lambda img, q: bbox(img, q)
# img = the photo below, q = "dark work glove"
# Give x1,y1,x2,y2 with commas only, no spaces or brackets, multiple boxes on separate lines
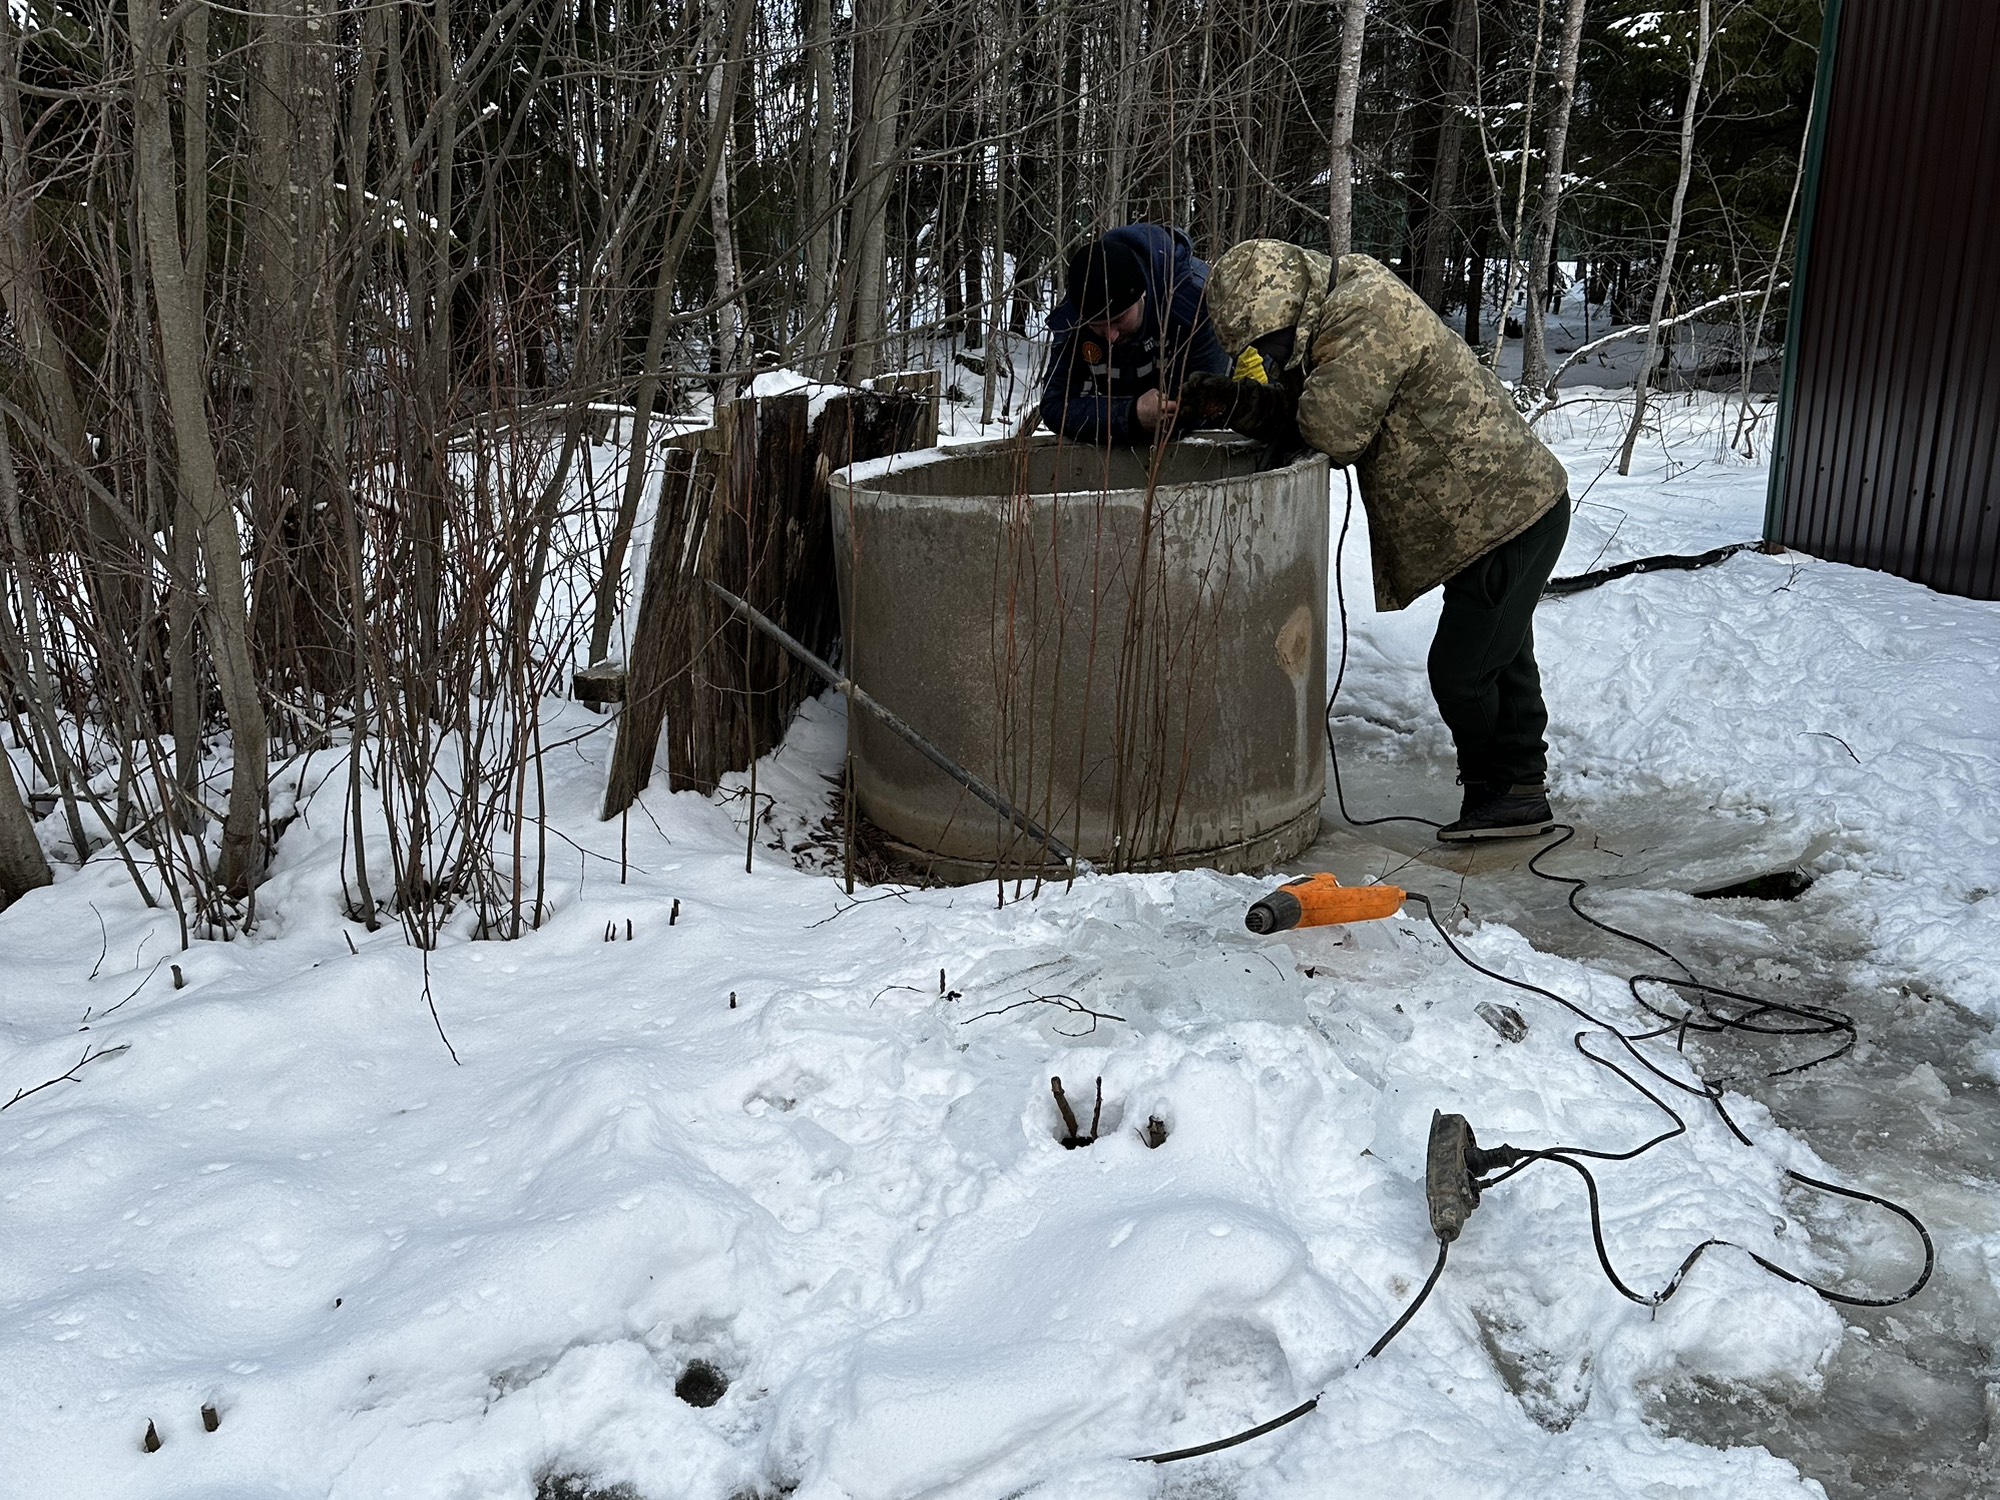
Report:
1179,371,1301,448
1179,370,1238,428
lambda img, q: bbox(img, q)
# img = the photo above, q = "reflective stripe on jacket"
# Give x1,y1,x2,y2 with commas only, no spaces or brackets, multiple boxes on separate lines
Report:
1040,225,1228,444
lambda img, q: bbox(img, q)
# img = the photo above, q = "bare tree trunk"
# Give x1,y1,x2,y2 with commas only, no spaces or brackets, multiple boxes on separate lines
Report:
130,0,268,895
843,0,916,383
1619,0,1714,475
1734,87,1813,454
182,3,209,297
1486,0,1548,374
1326,0,1368,259
1414,0,1477,312
0,744,47,902
980,1,1016,425
415,0,456,679
1103,2,1141,226
167,2,210,826
799,0,839,365
168,464,202,823
1520,0,1588,393
587,0,750,668
1466,224,1491,343
0,414,51,902
0,12,86,469
0,4,137,640
705,0,746,401
0,10,87,470
248,0,317,687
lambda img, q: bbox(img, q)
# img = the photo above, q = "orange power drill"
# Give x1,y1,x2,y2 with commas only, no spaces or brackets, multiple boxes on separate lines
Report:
1244,872,1406,933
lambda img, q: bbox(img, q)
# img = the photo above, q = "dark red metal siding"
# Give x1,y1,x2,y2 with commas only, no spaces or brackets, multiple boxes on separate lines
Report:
1776,0,2000,599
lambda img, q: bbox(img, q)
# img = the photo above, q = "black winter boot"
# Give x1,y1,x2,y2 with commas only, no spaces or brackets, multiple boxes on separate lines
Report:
1438,782,1555,842
1452,775,1488,822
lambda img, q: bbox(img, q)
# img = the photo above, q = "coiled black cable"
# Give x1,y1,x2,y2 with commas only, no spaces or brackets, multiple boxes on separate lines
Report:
1326,465,1932,1302
1135,473,1934,1467
1407,889,1934,1311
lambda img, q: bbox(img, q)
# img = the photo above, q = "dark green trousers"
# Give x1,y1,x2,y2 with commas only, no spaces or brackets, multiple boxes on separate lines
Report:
1426,497,1570,792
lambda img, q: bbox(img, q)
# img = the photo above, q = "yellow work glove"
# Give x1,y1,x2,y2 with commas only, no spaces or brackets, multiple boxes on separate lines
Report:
1232,345,1272,385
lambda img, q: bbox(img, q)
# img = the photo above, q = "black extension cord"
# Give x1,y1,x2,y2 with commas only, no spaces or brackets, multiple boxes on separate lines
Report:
1132,474,1933,1467
1130,1240,1451,1464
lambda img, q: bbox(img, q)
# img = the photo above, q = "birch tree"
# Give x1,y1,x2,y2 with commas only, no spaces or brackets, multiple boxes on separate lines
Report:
1326,0,1368,260
1519,0,1589,394
705,0,748,400
1619,0,1716,475
1734,86,1813,454
1485,0,1549,374
979,0,1019,425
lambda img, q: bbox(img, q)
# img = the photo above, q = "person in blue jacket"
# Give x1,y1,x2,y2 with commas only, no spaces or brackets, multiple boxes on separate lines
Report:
1039,225,1228,444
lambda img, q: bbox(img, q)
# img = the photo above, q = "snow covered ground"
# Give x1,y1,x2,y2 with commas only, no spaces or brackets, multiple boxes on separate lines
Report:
1,392,1989,1498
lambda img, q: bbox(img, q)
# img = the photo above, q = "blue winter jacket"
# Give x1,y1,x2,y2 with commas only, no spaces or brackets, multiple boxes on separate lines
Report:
1039,225,1229,445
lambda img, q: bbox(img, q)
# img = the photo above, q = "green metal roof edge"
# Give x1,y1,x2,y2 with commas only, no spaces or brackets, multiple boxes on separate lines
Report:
1765,0,1845,540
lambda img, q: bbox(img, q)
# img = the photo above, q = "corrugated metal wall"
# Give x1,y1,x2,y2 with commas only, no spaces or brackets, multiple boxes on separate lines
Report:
1768,0,2000,600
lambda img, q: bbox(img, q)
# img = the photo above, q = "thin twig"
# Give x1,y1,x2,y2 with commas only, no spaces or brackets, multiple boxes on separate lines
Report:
83,957,168,1025
420,949,461,1065
807,884,916,927
88,902,109,980
3,1043,131,1111
961,992,1125,1037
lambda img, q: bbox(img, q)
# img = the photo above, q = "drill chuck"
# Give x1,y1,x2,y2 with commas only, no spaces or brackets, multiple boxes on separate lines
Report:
1245,889,1304,934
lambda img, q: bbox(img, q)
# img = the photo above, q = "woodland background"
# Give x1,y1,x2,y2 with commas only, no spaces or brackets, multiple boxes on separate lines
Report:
0,0,1819,931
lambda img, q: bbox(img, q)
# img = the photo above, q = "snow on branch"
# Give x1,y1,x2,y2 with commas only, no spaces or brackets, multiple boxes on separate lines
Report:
1527,282,1788,424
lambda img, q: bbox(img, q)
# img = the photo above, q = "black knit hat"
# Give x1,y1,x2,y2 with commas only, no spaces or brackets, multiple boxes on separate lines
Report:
1065,236,1148,323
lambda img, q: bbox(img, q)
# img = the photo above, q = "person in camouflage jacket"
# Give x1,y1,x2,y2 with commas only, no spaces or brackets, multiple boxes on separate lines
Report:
1195,239,1573,840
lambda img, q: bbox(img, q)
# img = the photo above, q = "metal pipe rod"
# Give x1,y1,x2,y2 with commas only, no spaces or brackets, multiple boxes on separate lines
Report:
705,580,1082,871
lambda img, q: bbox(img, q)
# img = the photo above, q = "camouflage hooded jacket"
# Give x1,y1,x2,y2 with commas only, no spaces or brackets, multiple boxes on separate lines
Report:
1207,242,1569,611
